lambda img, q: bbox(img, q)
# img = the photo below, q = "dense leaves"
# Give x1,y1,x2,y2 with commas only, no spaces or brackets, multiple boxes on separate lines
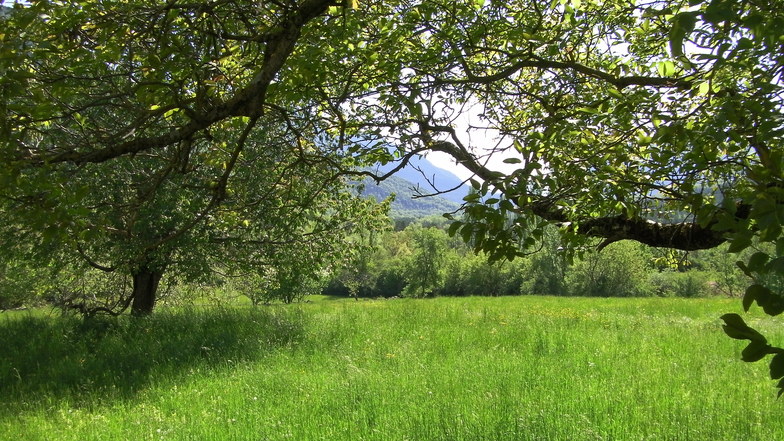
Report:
0,0,391,314
326,221,741,300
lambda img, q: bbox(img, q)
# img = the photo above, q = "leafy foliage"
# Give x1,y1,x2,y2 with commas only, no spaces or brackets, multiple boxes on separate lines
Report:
403,226,449,297
325,222,737,300
1,0,783,391
0,0,391,314
567,241,653,297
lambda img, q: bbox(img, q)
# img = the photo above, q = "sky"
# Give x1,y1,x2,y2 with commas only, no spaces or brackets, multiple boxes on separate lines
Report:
423,105,521,183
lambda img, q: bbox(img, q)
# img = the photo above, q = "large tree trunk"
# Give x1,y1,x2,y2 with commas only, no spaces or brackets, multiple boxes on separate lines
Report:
130,268,163,316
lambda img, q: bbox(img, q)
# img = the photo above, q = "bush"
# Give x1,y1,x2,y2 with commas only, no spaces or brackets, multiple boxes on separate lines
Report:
0,260,55,310
566,241,653,297
519,253,568,296
649,270,716,298
517,228,569,296
456,255,525,296
440,256,468,296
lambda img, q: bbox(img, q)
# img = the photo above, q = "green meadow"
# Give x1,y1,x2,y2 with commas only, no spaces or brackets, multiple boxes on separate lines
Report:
1,296,782,440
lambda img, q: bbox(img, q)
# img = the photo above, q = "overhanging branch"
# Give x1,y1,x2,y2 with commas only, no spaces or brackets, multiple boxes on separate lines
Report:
427,137,732,252
434,53,692,90
27,0,338,167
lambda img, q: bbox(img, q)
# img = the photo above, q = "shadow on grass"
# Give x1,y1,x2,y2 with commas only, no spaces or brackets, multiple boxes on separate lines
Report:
0,306,305,417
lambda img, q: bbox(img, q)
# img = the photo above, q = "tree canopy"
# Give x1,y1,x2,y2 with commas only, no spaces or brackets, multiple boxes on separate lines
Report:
1,0,783,390
0,0,392,315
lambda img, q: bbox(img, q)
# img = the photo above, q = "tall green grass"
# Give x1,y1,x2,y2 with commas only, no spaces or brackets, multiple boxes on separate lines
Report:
1,296,782,440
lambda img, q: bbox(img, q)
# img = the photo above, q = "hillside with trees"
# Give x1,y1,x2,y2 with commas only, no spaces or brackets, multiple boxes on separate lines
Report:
358,174,461,223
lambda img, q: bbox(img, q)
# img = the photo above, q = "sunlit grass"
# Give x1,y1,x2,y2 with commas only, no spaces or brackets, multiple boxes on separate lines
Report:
1,296,782,440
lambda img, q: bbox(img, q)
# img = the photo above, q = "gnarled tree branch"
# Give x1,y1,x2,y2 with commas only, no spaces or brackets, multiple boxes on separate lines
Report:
27,0,338,167
427,137,739,251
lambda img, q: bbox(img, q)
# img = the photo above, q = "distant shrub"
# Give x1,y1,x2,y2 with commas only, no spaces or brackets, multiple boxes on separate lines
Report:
566,241,653,297
649,270,716,298
519,253,568,296
404,227,449,297
454,254,494,295
516,228,569,296
375,268,408,297
440,256,468,296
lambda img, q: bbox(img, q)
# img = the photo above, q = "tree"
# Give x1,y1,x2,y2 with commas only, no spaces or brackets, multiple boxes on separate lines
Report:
2,0,783,390
518,227,569,296
567,240,653,297
0,0,391,315
404,226,448,297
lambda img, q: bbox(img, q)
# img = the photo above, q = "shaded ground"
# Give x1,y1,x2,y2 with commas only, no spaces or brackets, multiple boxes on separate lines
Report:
0,307,304,416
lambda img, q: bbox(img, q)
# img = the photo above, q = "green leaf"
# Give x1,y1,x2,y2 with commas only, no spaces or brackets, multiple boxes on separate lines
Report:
720,313,766,342
743,284,769,311
742,340,771,362
727,234,752,253
721,312,746,333
669,29,685,58
736,261,753,278
577,106,599,114
704,0,737,24
460,225,474,243
697,81,711,96
669,12,697,58
463,193,480,203
747,252,770,271
760,294,784,316
770,353,784,380
760,223,782,242
767,256,784,274
503,157,522,164
499,199,515,212
447,221,462,237
607,87,624,99
657,60,676,77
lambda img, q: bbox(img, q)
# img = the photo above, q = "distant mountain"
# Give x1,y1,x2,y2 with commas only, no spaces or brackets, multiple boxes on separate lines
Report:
357,174,461,219
368,154,471,205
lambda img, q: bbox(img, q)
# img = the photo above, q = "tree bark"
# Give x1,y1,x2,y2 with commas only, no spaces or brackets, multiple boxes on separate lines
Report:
130,268,163,316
